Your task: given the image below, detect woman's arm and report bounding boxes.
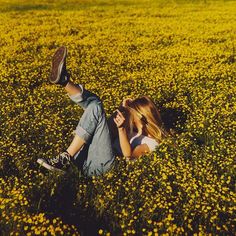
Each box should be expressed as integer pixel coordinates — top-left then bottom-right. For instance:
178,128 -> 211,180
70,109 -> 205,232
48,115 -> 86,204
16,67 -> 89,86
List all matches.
107,98 -> 132,142
107,112 -> 119,142
114,108 -> 150,159
113,109 -> 132,158
117,127 -> 132,157
127,144 -> 150,161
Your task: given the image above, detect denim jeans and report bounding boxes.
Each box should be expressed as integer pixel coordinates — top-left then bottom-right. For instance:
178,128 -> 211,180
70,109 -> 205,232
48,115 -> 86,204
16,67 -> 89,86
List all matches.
68,84 -> 116,176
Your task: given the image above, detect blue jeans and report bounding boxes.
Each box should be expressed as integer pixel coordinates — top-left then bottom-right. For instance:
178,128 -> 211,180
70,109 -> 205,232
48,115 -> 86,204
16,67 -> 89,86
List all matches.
68,84 -> 116,176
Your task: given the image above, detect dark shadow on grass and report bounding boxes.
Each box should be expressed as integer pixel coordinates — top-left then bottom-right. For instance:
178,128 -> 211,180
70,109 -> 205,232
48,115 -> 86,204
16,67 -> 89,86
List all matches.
0,156 -> 20,178
27,167 -> 109,236
159,107 -> 188,134
1,4 -> 51,12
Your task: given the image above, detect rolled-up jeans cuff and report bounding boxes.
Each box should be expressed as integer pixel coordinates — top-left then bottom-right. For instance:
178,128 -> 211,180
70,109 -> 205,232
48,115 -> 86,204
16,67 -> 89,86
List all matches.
68,84 -> 84,103
74,125 -> 91,143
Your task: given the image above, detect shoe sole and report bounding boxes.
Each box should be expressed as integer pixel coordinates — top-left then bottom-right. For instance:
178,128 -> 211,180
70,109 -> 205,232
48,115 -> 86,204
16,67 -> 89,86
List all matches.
50,46 -> 67,84
37,158 -> 65,173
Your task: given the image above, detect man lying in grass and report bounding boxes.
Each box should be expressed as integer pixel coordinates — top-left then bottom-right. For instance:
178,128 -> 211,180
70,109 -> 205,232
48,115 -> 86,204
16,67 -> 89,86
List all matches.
37,46 -> 171,176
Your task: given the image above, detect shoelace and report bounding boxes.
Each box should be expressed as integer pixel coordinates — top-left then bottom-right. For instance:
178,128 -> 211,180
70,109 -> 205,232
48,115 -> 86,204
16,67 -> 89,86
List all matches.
49,152 -> 71,166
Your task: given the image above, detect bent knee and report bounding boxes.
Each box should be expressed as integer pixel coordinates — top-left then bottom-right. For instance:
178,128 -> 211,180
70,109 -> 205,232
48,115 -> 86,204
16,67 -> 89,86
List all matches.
87,100 -> 104,117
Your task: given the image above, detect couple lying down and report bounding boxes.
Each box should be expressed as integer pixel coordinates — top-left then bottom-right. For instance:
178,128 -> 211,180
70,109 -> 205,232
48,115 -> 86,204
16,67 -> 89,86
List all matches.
37,46 -> 171,176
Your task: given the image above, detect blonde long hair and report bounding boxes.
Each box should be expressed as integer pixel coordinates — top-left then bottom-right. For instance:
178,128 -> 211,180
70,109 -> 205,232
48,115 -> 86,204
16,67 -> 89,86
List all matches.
125,96 -> 170,143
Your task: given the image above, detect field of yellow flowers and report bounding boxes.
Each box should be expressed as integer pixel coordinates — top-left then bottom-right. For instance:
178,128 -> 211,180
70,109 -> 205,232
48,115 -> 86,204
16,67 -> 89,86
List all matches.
0,0 -> 235,235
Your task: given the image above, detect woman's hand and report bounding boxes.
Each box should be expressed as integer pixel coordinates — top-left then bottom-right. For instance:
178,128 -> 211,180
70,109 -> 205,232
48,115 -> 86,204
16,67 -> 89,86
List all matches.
113,109 -> 126,129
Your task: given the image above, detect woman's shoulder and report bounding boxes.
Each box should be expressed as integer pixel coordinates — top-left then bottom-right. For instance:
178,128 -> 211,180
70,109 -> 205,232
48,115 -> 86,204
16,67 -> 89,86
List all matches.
142,135 -> 159,151
130,131 -> 157,141
130,132 -> 159,151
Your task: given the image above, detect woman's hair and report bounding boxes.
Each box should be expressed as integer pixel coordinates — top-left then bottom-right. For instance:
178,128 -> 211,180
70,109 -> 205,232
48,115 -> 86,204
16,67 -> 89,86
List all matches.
125,96 -> 170,143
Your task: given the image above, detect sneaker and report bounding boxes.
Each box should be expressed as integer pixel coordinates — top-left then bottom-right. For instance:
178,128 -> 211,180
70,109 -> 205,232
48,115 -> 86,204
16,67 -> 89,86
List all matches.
37,151 -> 72,172
49,46 -> 70,86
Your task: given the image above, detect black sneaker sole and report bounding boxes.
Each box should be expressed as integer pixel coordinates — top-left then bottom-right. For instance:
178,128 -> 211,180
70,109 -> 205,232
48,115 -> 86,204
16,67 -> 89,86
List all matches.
37,158 -> 65,173
50,46 -> 67,84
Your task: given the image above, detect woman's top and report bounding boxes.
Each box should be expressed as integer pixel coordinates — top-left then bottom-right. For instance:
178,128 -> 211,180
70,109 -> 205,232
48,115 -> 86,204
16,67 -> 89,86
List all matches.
112,131 -> 159,157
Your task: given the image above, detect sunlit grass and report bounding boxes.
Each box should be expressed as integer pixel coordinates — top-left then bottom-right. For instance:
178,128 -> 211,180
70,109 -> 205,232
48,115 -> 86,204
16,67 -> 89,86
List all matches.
0,0 -> 235,235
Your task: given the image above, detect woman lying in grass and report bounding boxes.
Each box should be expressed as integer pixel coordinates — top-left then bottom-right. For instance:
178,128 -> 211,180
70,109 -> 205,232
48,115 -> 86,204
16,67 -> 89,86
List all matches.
37,46 -> 171,176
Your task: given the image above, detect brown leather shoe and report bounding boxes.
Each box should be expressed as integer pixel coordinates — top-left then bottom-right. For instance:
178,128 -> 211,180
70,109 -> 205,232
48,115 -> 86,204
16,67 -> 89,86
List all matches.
49,46 -> 70,86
